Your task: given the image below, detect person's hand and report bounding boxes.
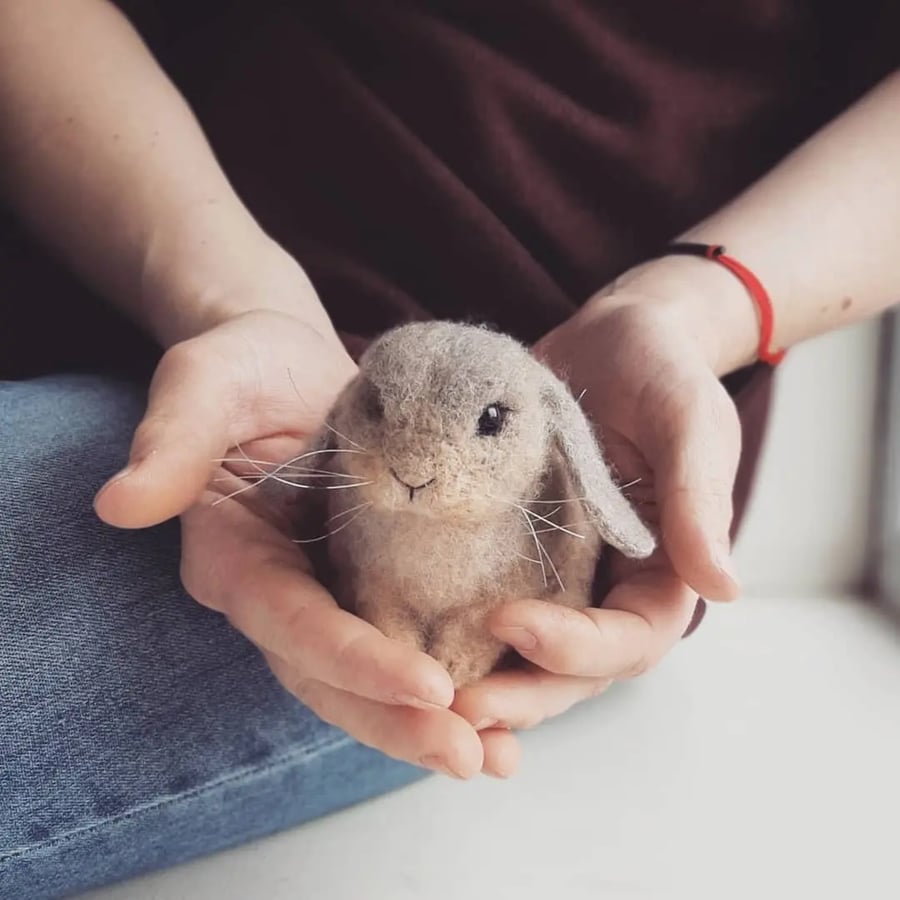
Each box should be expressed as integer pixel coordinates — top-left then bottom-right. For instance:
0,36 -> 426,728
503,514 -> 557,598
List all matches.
93,273 -> 518,779
453,256 -> 749,733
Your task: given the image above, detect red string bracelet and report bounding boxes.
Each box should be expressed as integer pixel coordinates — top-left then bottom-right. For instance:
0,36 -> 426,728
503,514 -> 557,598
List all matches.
661,242 -> 786,366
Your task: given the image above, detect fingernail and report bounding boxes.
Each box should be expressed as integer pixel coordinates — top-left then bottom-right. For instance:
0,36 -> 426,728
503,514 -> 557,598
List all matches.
714,546 -> 742,595
717,549 -> 738,577
419,755 -> 464,779
473,717 -> 497,731
494,626 -> 537,651
393,693 -> 447,711
484,766 -> 511,780
96,462 -> 137,496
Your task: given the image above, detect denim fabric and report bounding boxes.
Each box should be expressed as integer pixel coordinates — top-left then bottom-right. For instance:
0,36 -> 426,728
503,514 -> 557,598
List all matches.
0,375 -> 424,899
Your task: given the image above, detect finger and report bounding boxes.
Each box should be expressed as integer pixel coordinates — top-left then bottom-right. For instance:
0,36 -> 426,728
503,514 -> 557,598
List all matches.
94,339 -> 234,528
246,574 -> 455,708
180,500 -> 456,709
454,666 -> 611,731
641,373 -> 743,601
490,577 -> 696,679
479,728 -> 521,779
264,655 -> 483,779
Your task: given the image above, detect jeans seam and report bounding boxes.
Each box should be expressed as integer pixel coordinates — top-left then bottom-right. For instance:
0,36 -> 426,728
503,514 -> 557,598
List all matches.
0,734 -> 355,866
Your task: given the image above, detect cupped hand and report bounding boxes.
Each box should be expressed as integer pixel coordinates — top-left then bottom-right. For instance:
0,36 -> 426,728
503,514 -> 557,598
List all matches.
454,262 -> 745,734
93,305 -> 515,779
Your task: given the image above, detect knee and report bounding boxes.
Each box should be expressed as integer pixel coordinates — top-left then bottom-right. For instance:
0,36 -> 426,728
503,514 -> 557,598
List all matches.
0,374 -> 145,473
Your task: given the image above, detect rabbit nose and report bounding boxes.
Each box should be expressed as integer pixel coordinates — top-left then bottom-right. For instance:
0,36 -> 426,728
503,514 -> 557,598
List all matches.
389,468 -> 436,502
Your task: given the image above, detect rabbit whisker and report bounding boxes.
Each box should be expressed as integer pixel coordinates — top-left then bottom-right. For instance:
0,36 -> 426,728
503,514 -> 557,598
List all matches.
216,460 -> 367,480
269,477 -> 373,491
210,447 -> 368,506
234,441 -> 272,482
238,446 -> 369,489
277,473 -> 368,481
489,494 -> 585,541
283,447 -> 367,464
211,474 -> 283,484
293,465 -> 365,478
323,422 -> 367,453
293,503 -> 371,544
216,456 -> 316,472
215,472 -> 364,483
210,442 -> 370,502
526,478 -> 641,508
213,444 -> 362,478
211,438 -> 281,503
327,501 -> 373,524
521,507 -> 566,535
519,505 -> 585,540
237,442 -> 365,479
532,523 -> 588,537
210,479 -> 266,506
536,537 -> 566,593
520,508 -> 548,588
514,550 -> 542,565
287,368 -> 367,452
210,474 -> 371,507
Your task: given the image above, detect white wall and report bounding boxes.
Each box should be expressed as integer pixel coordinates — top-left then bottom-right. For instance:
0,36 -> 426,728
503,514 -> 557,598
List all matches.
734,319 -> 881,596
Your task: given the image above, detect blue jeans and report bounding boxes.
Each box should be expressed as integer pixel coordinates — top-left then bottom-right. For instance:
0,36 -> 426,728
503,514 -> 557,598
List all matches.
0,375 -> 424,899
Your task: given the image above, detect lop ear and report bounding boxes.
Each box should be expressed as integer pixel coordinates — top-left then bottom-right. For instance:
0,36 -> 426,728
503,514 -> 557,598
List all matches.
540,369 -> 656,560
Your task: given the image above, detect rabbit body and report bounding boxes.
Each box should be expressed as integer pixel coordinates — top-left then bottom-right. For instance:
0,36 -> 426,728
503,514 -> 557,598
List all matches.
314,321 -> 654,688
327,447 -> 601,687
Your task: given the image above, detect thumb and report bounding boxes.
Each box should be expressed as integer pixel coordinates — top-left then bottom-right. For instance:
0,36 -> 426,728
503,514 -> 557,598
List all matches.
94,341 -> 232,528
642,374 -> 743,601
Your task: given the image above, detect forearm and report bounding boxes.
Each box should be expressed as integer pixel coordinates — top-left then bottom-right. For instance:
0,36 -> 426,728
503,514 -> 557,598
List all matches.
0,0 -> 326,346
616,70 -> 900,375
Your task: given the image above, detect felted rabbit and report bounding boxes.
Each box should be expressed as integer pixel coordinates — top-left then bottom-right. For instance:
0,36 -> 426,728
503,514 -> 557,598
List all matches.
305,321 -> 655,688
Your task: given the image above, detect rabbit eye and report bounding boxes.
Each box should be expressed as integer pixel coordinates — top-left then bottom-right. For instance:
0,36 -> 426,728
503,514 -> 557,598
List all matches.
477,404 -> 508,437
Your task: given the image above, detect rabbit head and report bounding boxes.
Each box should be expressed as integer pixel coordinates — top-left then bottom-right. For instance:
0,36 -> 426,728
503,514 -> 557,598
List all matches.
326,321 -> 654,559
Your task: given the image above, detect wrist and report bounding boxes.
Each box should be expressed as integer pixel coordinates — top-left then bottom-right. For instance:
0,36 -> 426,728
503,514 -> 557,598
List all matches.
138,206 -> 331,347
602,255 -> 762,377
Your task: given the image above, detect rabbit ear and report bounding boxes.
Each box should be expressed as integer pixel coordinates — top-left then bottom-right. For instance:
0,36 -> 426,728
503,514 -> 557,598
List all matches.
541,370 -> 656,560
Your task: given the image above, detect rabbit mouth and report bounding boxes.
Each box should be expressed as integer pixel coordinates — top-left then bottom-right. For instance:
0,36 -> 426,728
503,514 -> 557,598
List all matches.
389,468 -> 436,502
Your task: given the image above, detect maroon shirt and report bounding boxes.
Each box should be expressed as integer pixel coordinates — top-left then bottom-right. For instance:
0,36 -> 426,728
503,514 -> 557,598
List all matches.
2,2 -> 898,598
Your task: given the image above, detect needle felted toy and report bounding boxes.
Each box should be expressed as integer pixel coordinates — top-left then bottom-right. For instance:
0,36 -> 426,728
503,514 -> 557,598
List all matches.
304,321 -> 656,688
